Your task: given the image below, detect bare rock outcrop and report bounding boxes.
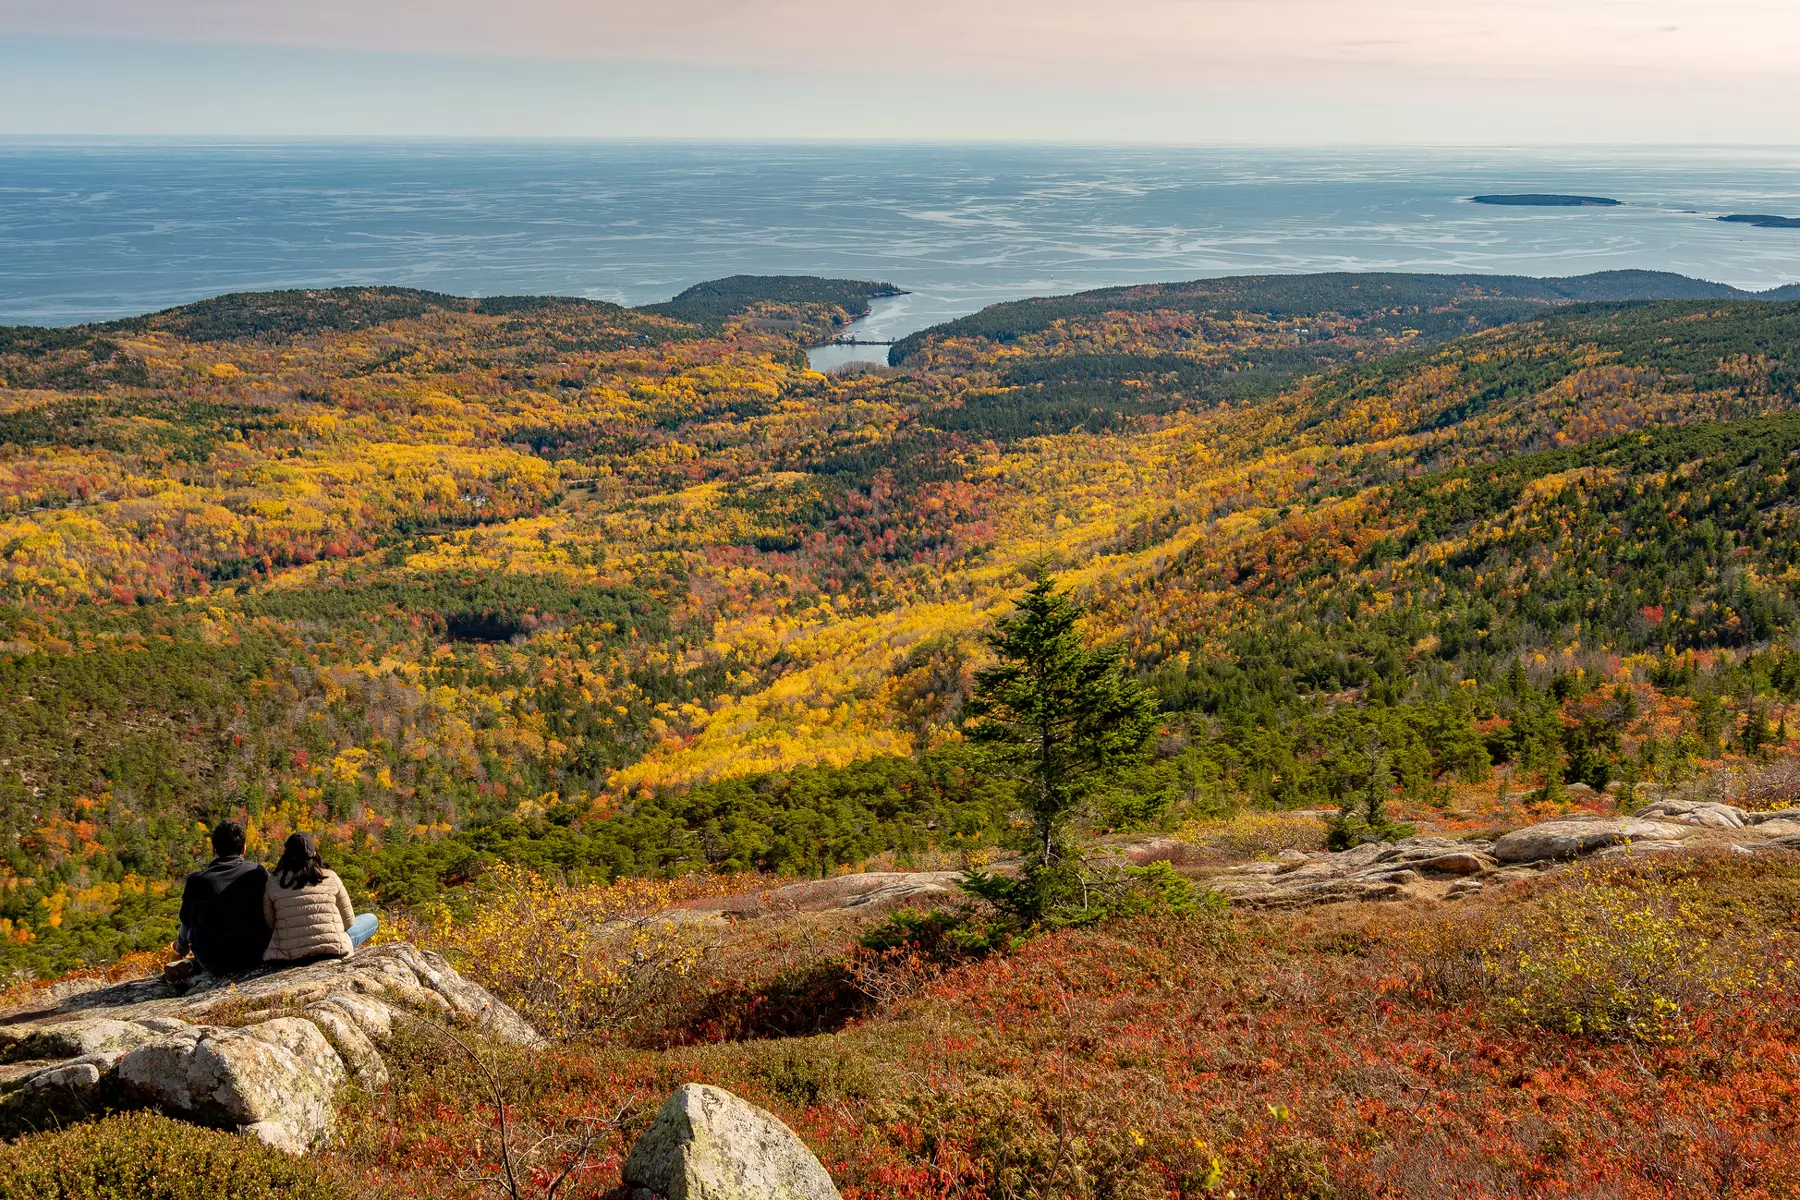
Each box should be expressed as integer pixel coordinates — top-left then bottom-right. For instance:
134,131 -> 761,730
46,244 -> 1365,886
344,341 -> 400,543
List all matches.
1214,837 -> 1501,908
1492,818 -> 1694,863
1634,800 -> 1748,828
0,942 -> 538,1153
1635,799 -> 1800,835
676,872 -> 966,922
623,1082 -> 841,1200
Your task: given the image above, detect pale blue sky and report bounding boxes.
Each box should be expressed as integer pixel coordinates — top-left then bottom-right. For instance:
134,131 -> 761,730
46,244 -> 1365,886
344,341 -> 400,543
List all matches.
2,1 -> 1796,142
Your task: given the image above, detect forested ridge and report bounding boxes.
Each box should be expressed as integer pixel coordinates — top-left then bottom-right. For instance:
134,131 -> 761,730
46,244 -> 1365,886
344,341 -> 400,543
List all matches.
4,271 -> 1800,974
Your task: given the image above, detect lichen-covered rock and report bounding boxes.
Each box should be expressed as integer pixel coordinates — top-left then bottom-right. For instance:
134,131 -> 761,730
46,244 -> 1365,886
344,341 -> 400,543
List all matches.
1743,808 -> 1800,826
242,1018 -> 347,1093
383,944 -> 543,1047
21,1061 -> 103,1095
676,872 -> 966,921
310,992 -> 395,1044
304,1004 -> 388,1089
623,1083 -> 841,1200
1592,839 -> 1689,858
0,1060 -> 62,1091
1411,851 -> 1498,876
0,943 -> 539,1153
0,1018 -> 162,1064
6,944 -> 533,1048
1494,818 -> 1693,863
116,1024 -> 340,1153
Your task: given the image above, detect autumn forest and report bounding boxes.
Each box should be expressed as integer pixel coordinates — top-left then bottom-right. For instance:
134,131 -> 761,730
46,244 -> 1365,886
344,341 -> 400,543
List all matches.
5,269 -> 1800,978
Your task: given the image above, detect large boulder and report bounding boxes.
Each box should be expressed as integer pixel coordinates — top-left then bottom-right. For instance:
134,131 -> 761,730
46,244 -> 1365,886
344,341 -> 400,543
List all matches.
0,942 -> 540,1153
1493,818 -> 1693,863
623,1083 -> 841,1200
309,992 -> 395,1044
117,1023 -> 341,1153
1744,807 -> 1800,825
1635,800 -> 1800,835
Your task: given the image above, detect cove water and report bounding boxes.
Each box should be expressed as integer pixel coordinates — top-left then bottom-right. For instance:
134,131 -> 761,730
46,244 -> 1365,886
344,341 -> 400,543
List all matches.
5,141 -> 1800,366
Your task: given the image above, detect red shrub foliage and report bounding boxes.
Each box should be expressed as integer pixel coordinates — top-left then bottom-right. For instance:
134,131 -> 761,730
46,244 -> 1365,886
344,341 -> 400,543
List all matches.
334,861 -> 1800,1200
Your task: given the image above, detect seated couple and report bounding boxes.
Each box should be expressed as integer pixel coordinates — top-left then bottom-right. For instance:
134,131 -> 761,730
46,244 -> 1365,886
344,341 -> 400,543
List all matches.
172,821 -> 379,979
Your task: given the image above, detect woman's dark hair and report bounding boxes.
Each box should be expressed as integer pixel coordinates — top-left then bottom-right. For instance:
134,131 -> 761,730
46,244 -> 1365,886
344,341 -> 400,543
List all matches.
274,832 -> 328,889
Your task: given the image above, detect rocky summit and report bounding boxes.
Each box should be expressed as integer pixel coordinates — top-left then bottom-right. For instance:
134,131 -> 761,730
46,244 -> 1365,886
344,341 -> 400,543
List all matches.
0,943 -> 539,1153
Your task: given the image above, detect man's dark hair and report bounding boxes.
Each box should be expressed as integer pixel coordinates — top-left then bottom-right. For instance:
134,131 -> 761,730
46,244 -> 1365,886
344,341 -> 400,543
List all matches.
210,820 -> 247,858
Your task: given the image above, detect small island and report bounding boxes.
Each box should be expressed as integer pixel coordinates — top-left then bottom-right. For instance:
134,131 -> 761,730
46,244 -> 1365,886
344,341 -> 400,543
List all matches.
1472,194 -> 1621,207
1720,214 -> 1800,229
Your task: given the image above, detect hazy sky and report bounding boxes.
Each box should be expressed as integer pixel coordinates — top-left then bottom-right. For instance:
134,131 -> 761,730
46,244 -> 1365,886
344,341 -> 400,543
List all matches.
3,0 -> 1796,141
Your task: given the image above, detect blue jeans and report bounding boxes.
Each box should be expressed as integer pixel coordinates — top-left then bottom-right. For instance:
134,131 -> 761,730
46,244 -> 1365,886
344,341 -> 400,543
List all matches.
348,913 -> 379,948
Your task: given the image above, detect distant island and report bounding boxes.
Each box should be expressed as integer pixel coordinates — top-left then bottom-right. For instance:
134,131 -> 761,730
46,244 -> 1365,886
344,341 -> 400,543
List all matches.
1472,194 -> 1621,207
1720,214 -> 1800,229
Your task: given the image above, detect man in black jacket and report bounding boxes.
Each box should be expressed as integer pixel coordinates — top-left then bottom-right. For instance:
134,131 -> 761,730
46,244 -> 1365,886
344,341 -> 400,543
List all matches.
174,820 -> 271,976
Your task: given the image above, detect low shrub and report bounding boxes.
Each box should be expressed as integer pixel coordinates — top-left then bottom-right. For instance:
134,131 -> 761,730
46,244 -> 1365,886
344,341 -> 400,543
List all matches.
858,906 -> 1010,961
1404,861 -> 1793,1044
907,1080 -> 1177,1200
1323,812 -> 1418,851
848,906 -> 1010,1010
390,864 -> 739,1042
1173,810 -> 1330,860
0,1112 -> 343,1200
744,1038 -> 886,1107
961,859 -> 1219,936
673,957 -> 867,1044
1487,867 -> 1753,1043
1721,757 -> 1800,812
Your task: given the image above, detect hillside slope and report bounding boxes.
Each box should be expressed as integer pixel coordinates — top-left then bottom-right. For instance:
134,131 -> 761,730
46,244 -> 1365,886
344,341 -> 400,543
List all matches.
2,276 -> 1800,974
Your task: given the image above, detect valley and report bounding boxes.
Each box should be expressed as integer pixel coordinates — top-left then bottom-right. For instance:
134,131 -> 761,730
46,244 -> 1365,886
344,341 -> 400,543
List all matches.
3,271 -> 1800,970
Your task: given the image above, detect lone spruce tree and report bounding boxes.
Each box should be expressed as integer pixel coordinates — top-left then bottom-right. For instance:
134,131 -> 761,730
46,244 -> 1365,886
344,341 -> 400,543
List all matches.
966,576 -> 1157,883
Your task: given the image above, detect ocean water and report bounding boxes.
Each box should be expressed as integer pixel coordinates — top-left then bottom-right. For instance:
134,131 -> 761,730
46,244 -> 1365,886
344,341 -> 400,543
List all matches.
4,142 -> 1800,360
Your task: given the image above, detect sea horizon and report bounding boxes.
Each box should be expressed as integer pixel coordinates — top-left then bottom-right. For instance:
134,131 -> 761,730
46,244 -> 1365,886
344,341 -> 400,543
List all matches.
5,140 -> 1800,332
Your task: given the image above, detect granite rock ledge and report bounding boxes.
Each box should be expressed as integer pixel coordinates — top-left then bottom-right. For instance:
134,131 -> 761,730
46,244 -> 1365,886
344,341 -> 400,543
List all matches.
0,942 -> 540,1153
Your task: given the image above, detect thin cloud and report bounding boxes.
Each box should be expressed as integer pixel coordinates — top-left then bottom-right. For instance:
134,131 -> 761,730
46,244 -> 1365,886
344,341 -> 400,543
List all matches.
6,0 -> 1798,79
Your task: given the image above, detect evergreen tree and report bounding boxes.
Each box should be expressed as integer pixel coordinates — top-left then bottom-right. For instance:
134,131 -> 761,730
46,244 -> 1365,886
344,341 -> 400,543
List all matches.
965,575 -> 1158,872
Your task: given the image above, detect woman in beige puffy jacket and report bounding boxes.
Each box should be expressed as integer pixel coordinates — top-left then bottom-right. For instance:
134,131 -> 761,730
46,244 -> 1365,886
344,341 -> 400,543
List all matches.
263,832 -> 379,963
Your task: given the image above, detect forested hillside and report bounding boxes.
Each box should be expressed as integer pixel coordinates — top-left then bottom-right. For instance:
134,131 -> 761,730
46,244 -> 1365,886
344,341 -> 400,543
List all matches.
3,272 -> 1800,975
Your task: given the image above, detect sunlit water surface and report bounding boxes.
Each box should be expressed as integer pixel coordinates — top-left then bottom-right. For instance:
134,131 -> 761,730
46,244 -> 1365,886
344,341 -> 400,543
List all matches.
4,141 -> 1798,370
